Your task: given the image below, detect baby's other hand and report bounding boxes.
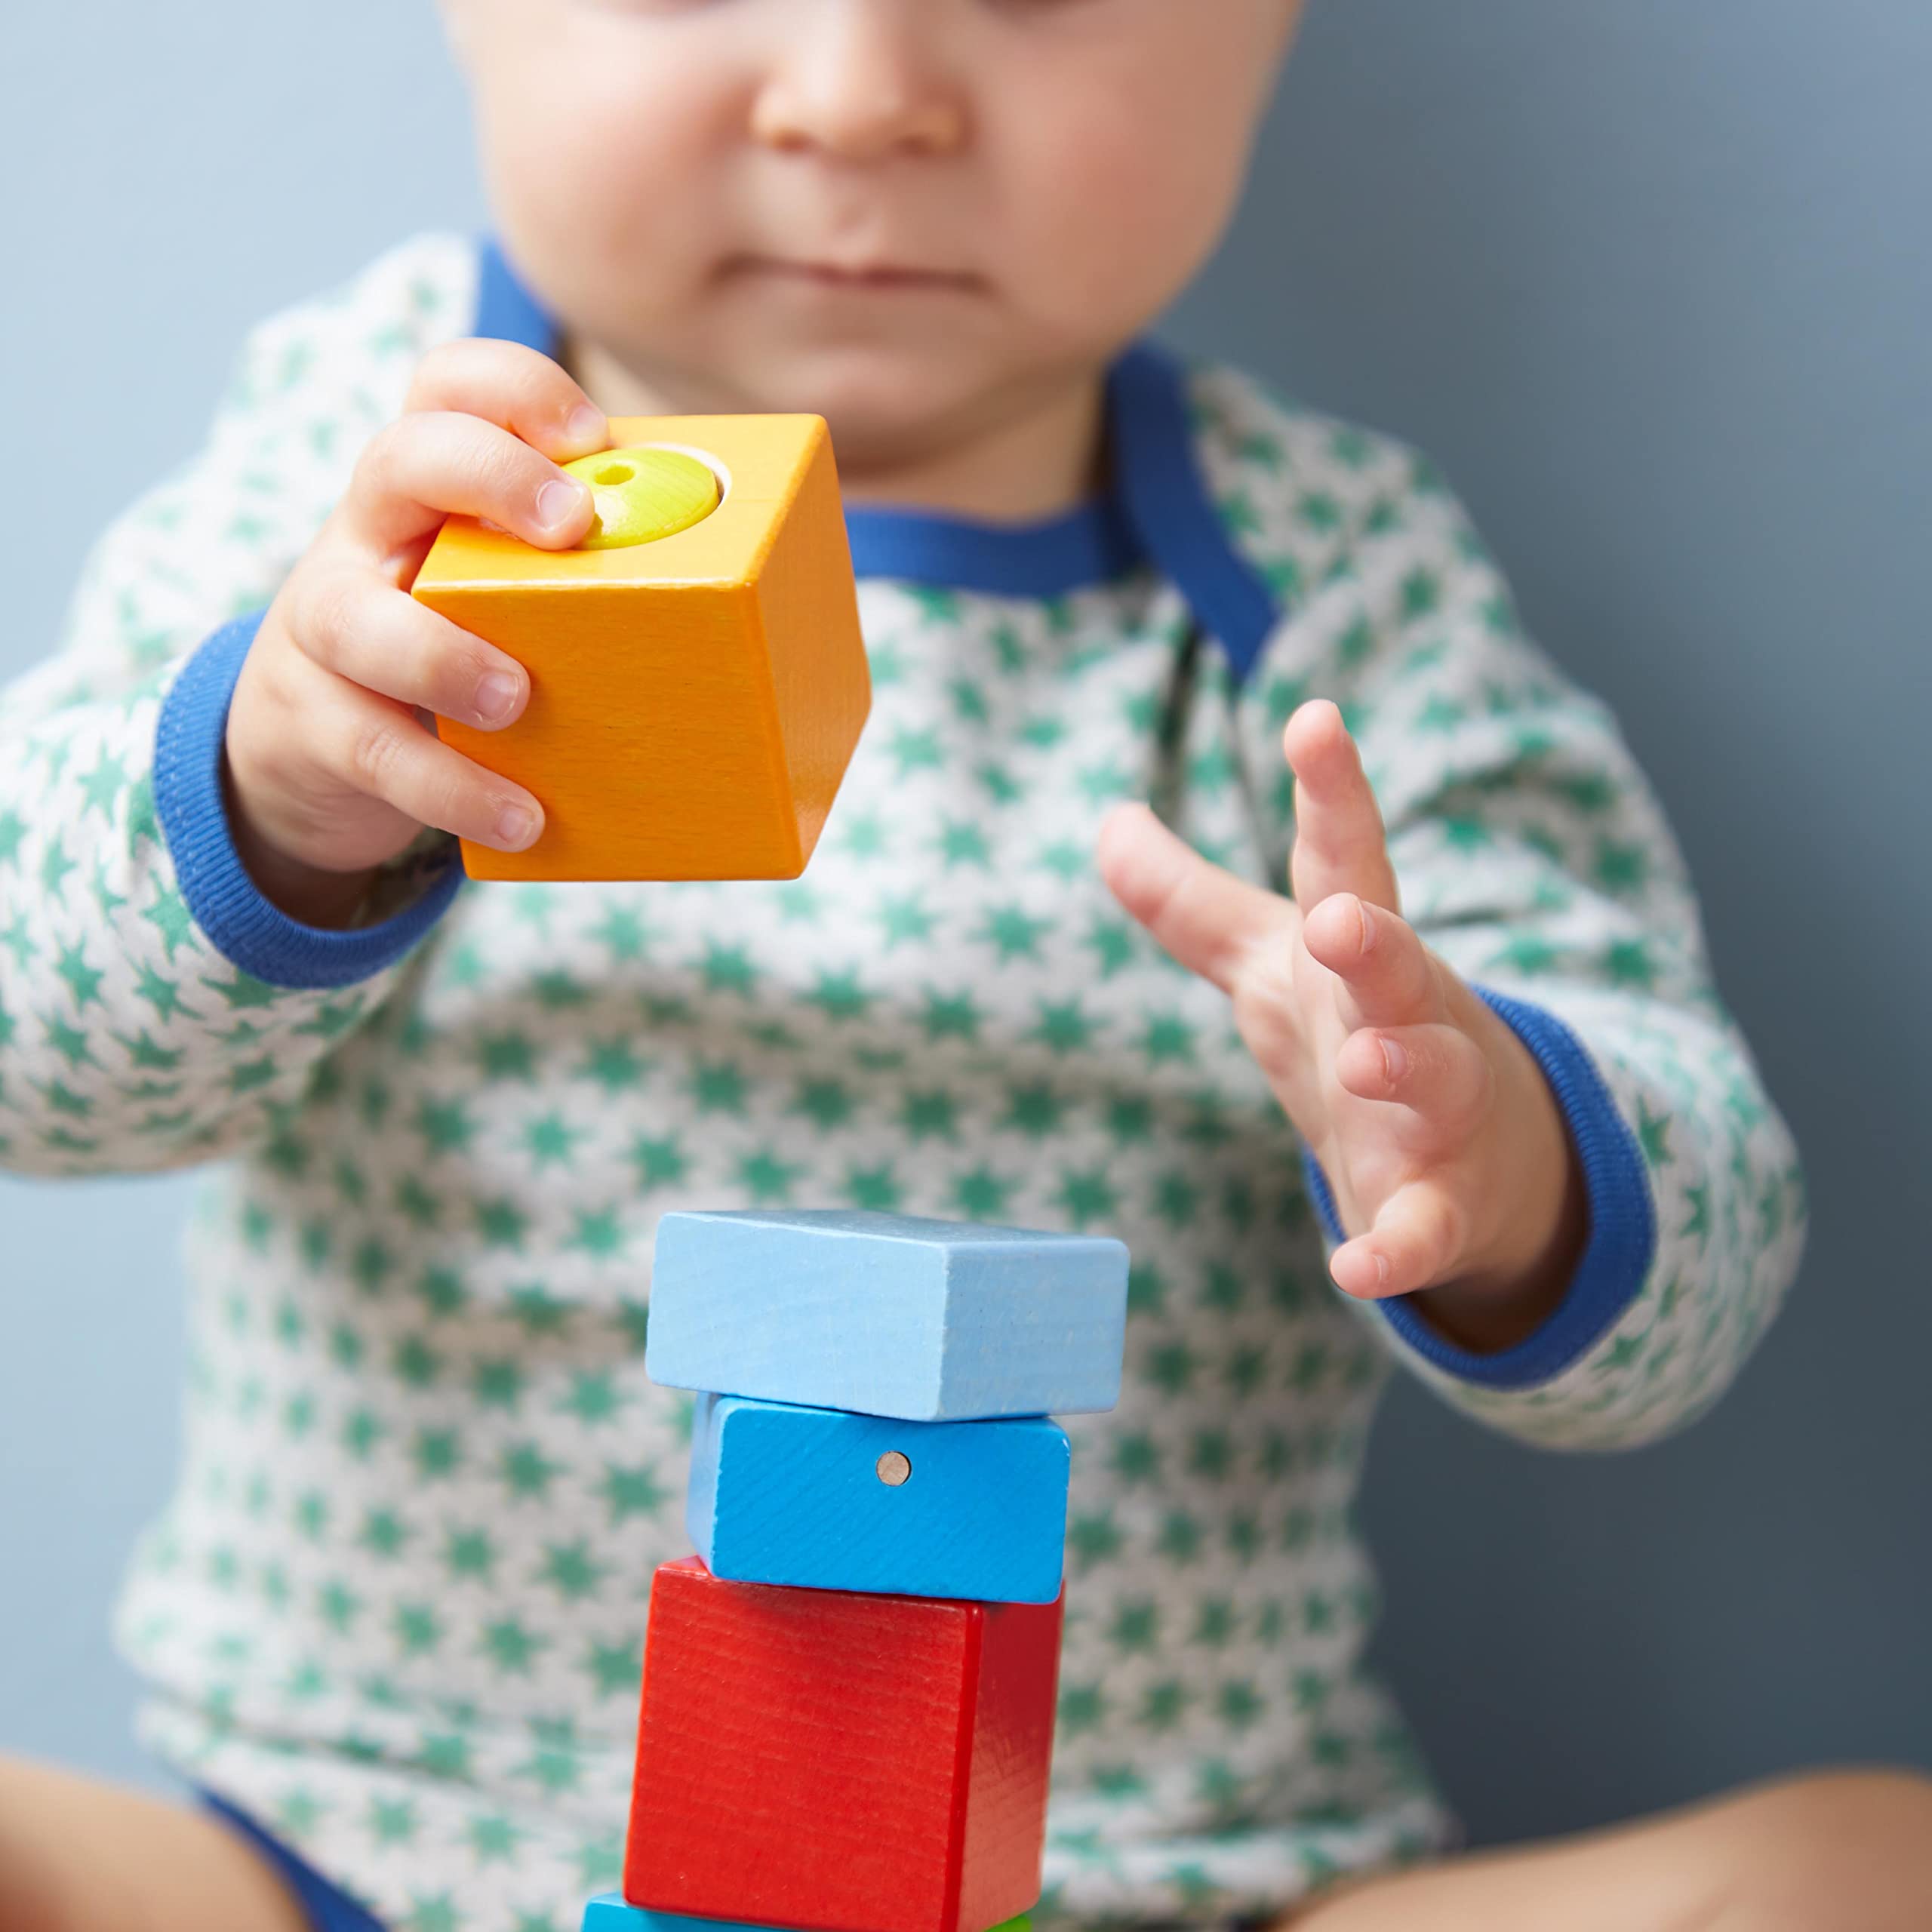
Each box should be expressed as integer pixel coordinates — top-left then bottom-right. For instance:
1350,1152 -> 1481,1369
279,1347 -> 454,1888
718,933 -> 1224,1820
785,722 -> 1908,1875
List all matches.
224,340 -> 610,925
1099,701 -> 1586,1352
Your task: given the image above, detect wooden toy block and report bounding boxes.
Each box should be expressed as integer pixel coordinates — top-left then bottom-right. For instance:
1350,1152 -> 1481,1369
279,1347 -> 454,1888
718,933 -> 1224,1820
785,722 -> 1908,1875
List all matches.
624,1558 -> 1063,1932
646,1209 -> 1129,1420
411,414 -> 869,881
688,1394 -> 1070,1603
584,1903 -> 1032,1932
584,1900 -> 771,1932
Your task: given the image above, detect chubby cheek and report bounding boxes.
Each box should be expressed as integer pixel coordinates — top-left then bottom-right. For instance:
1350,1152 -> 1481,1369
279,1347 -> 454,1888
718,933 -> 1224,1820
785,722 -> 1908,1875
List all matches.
469,21 -> 737,328
990,48 -> 1274,348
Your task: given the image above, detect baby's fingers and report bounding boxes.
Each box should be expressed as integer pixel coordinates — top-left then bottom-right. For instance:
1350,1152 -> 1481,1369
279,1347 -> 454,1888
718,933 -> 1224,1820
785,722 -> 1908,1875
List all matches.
326,681 -> 545,856
1334,1020 -> 1492,1153
403,337 -> 608,464
289,567 -> 529,733
343,410 -> 595,565
1301,891 -> 1444,1030
1330,1178 -> 1469,1301
1283,700 -> 1401,915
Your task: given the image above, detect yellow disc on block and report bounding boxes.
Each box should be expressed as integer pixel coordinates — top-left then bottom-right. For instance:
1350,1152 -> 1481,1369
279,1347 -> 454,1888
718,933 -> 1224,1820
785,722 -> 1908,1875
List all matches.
566,445 -> 720,550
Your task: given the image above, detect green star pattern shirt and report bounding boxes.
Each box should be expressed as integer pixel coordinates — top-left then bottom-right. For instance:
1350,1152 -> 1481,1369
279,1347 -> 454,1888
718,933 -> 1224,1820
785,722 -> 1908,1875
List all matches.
0,235 -> 1805,1932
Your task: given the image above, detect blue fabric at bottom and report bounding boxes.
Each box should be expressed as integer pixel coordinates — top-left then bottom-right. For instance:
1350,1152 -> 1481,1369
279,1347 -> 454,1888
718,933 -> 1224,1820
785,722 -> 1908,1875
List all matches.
204,1792 -> 389,1932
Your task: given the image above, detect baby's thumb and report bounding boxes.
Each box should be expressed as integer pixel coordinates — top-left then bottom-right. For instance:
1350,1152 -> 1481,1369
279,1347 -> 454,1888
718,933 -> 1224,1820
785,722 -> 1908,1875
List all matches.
1096,801 -> 1295,995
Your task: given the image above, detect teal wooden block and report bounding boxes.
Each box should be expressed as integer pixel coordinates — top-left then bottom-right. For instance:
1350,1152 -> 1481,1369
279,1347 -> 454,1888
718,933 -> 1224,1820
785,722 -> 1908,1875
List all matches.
646,1209 -> 1128,1420
582,1899 -> 769,1932
688,1394 -> 1071,1603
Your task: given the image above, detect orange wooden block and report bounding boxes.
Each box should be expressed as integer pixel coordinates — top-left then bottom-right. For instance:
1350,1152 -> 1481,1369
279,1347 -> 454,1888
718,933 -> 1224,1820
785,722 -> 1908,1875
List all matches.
411,416 -> 869,881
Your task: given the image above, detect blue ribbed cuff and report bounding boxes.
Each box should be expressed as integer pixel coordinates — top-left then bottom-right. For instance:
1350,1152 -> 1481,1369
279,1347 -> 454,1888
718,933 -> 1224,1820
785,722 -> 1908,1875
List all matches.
1303,986 -> 1657,1390
153,613 -> 463,990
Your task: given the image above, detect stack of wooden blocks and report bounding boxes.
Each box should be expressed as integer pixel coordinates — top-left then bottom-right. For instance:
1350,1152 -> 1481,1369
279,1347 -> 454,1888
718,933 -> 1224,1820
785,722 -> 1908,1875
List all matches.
583,1208 -> 1132,1932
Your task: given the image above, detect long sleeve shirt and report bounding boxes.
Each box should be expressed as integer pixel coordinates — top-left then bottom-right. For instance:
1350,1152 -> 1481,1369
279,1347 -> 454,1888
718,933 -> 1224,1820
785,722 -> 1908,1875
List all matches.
0,233 -> 1805,1932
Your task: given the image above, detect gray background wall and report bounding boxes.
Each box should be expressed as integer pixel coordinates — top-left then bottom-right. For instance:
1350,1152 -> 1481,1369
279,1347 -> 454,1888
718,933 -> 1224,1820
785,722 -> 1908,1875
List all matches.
2,0 -> 1927,1850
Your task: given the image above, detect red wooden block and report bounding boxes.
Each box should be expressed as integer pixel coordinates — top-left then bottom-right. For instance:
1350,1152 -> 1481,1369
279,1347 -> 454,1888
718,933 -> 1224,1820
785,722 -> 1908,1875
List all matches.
623,1558 -> 1063,1932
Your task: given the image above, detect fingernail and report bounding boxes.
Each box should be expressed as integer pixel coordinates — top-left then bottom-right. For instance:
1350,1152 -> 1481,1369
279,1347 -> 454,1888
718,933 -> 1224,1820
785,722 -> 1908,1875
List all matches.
494,804 -> 539,851
536,477 -> 589,533
1356,900 -> 1377,952
1380,1036 -> 1408,1085
566,403 -> 606,448
475,672 -> 521,726
1372,1251 -> 1390,1288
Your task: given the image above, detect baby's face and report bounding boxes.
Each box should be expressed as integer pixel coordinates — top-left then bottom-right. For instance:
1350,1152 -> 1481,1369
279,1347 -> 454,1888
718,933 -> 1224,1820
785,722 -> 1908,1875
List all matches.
445,0 -> 1300,469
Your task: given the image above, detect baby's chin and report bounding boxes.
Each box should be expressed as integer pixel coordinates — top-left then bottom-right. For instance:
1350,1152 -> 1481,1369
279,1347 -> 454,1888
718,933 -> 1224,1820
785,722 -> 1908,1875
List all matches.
663,334 -> 1054,478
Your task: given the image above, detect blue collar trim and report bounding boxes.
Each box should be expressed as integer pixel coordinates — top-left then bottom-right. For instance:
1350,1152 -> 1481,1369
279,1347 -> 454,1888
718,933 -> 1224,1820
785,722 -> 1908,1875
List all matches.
473,237 -> 1278,676
478,238 -> 560,360
1106,345 -> 1281,681
843,497 -> 1143,601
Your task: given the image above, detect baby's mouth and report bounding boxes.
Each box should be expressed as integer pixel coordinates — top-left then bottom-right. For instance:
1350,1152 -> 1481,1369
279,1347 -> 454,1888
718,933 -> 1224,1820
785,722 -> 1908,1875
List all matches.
724,254 -> 983,294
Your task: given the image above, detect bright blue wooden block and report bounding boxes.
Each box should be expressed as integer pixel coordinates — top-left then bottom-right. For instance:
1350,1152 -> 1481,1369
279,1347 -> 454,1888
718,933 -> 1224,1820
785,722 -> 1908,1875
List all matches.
688,1394 -> 1071,1603
645,1209 -> 1128,1420
582,1898 -> 771,1932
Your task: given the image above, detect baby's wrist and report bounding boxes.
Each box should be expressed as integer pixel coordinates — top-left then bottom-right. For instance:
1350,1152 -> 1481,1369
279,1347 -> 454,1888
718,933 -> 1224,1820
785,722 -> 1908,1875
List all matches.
1408,1008 -> 1589,1351
1409,1161 -> 1586,1352
223,761 -> 382,931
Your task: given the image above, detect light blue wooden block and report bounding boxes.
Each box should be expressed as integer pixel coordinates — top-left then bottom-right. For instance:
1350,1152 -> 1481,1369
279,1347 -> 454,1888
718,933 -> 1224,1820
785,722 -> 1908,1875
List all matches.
582,1899 -> 771,1932
645,1209 -> 1128,1420
688,1394 -> 1071,1603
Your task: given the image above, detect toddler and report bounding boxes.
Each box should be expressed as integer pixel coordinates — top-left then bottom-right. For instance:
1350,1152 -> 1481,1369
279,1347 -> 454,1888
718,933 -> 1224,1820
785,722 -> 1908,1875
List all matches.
3,2 -> 1928,1928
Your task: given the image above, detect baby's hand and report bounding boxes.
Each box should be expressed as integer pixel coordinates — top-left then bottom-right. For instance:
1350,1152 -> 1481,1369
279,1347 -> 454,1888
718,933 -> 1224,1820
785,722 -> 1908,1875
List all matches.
1099,700 -> 1585,1350
225,340 -> 610,924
